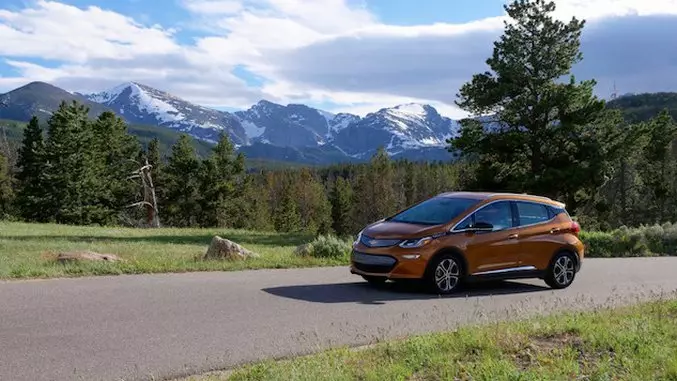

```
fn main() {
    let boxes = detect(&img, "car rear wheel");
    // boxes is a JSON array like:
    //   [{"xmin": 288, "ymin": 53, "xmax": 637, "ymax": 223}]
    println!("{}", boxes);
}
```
[
  {"xmin": 426, "ymin": 254, "xmax": 462, "ymax": 294},
  {"xmin": 545, "ymin": 252, "xmax": 577, "ymax": 289},
  {"xmin": 362, "ymin": 275, "xmax": 387, "ymax": 285}
]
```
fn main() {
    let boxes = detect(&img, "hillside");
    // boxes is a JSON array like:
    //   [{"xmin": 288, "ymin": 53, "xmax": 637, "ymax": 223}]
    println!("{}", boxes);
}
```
[{"xmin": 607, "ymin": 92, "xmax": 677, "ymax": 122}]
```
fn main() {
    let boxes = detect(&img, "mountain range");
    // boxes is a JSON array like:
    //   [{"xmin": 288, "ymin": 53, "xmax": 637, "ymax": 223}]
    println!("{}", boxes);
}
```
[
  {"xmin": 2, "ymin": 81, "xmax": 674, "ymax": 166},
  {"xmin": 0, "ymin": 81, "xmax": 461, "ymax": 164}
]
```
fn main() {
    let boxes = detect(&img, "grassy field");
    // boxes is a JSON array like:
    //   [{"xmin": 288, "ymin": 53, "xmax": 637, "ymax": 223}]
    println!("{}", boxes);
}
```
[
  {"xmin": 3, "ymin": 220, "xmax": 677, "ymax": 280},
  {"xmin": 0, "ymin": 221, "xmax": 347, "ymax": 279},
  {"xmin": 183, "ymin": 297, "xmax": 677, "ymax": 381}
]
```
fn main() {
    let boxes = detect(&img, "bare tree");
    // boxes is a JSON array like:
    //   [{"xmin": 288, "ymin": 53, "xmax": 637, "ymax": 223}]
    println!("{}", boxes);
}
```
[{"xmin": 128, "ymin": 158, "xmax": 161, "ymax": 228}]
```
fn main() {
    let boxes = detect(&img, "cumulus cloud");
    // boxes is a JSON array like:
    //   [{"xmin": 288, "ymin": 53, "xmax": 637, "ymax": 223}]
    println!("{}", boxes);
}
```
[{"xmin": 1, "ymin": 0, "xmax": 676, "ymax": 117}]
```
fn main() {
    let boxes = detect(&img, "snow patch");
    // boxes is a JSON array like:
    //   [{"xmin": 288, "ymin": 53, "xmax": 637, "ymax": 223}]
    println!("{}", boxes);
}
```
[{"xmin": 241, "ymin": 120, "xmax": 265, "ymax": 139}]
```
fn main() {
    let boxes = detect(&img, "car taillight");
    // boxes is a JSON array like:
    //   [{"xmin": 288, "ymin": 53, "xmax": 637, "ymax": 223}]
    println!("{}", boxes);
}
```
[{"xmin": 570, "ymin": 221, "xmax": 581, "ymax": 235}]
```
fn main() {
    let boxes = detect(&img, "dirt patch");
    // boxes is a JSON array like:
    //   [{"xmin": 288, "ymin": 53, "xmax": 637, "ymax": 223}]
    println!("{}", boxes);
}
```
[{"xmin": 514, "ymin": 331, "xmax": 615, "ymax": 372}]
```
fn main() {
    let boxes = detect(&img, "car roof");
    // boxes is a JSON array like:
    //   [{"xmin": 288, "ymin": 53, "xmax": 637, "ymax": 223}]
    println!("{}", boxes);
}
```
[{"xmin": 437, "ymin": 191, "xmax": 566, "ymax": 208}]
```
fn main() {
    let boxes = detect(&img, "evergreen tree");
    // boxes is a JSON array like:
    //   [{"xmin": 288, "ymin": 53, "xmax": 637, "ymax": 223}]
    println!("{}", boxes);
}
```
[
  {"xmin": 330, "ymin": 176, "xmax": 355, "ymax": 236},
  {"xmin": 91, "ymin": 111, "xmax": 142, "ymax": 224},
  {"xmin": 353, "ymin": 147, "xmax": 397, "ymax": 227},
  {"xmin": 273, "ymin": 174, "xmax": 302, "ymax": 232},
  {"xmin": 449, "ymin": 0, "xmax": 617, "ymax": 210},
  {"xmin": 295, "ymin": 168, "xmax": 332, "ymax": 234},
  {"xmin": 147, "ymin": 138, "xmax": 162, "ymax": 171},
  {"xmin": 638, "ymin": 110, "xmax": 677, "ymax": 223},
  {"xmin": 15, "ymin": 116, "xmax": 48, "ymax": 222},
  {"xmin": 199, "ymin": 133, "xmax": 245, "ymax": 227},
  {"xmin": 0, "ymin": 151, "xmax": 13, "ymax": 218},
  {"xmin": 163, "ymin": 134, "xmax": 202, "ymax": 227},
  {"xmin": 234, "ymin": 172, "xmax": 273, "ymax": 231},
  {"xmin": 42, "ymin": 101, "xmax": 105, "ymax": 224}
]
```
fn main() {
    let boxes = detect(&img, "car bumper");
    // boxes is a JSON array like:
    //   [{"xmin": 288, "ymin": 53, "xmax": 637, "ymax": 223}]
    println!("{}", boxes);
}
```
[{"xmin": 350, "ymin": 250, "xmax": 427, "ymax": 279}]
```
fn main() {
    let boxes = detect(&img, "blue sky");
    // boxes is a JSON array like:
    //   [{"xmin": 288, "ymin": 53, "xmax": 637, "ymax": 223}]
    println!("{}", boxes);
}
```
[{"xmin": 1, "ymin": 0, "xmax": 677, "ymax": 118}]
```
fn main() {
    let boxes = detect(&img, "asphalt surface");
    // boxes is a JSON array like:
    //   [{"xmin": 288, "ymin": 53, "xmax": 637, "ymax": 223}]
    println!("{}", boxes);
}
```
[{"xmin": 1, "ymin": 258, "xmax": 677, "ymax": 381}]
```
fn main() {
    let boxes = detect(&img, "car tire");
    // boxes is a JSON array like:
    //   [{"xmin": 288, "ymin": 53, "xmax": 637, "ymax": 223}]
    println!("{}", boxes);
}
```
[
  {"xmin": 425, "ymin": 253, "xmax": 463, "ymax": 294},
  {"xmin": 362, "ymin": 275, "xmax": 387, "ymax": 285},
  {"xmin": 545, "ymin": 251, "xmax": 577, "ymax": 289}
]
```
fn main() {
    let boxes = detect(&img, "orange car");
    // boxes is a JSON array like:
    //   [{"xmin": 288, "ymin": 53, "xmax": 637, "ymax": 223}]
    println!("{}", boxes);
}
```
[{"xmin": 350, "ymin": 192, "xmax": 584, "ymax": 294}]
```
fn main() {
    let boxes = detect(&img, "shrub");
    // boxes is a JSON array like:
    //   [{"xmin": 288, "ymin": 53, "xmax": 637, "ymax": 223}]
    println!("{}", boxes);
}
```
[
  {"xmin": 300, "ymin": 235, "xmax": 352, "ymax": 259},
  {"xmin": 580, "ymin": 222, "xmax": 677, "ymax": 258}
]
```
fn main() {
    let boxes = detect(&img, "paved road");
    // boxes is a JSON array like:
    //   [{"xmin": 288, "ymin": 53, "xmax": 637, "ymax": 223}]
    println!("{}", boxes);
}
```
[{"xmin": 1, "ymin": 258, "xmax": 677, "ymax": 381}]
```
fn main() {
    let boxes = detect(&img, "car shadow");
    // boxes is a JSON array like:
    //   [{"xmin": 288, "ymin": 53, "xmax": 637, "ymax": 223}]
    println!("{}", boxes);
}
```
[{"xmin": 262, "ymin": 280, "xmax": 550, "ymax": 305}]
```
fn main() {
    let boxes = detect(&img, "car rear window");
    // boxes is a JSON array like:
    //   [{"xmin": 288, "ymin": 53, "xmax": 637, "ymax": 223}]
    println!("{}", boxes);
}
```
[{"xmin": 516, "ymin": 202, "xmax": 551, "ymax": 225}]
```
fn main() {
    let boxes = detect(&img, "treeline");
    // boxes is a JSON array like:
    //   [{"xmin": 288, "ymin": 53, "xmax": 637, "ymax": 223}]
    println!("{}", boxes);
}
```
[
  {"xmin": 0, "ymin": 100, "xmax": 468, "ymax": 235},
  {"xmin": 1, "ymin": 98, "xmax": 676, "ymax": 236}
]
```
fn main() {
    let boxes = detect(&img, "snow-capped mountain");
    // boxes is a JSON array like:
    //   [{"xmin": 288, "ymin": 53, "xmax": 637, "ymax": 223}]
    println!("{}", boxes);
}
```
[
  {"xmin": 83, "ymin": 82, "xmax": 248, "ymax": 145},
  {"xmin": 6, "ymin": 80, "xmax": 463, "ymax": 163},
  {"xmin": 233, "ymin": 100, "xmax": 337, "ymax": 147},
  {"xmin": 331, "ymin": 103, "xmax": 461, "ymax": 157}
]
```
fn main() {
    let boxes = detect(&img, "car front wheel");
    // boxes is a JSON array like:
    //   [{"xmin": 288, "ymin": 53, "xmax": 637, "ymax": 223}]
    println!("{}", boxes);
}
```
[{"xmin": 427, "ymin": 254, "xmax": 462, "ymax": 294}]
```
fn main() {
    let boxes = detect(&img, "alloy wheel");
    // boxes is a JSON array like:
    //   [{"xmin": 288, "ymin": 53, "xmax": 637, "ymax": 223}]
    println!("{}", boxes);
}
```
[
  {"xmin": 553, "ymin": 255, "xmax": 575, "ymax": 286},
  {"xmin": 434, "ymin": 258, "xmax": 460, "ymax": 293}
]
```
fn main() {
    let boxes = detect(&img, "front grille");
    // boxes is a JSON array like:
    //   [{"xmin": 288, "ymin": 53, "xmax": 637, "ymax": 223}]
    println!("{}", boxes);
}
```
[
  {"xmin": 360, "ymin": 234, "xmax": 401, "ymax": 248},
  {"xmin": 352, "ymin": 251, "xmax": 397, "ymax": 274}
]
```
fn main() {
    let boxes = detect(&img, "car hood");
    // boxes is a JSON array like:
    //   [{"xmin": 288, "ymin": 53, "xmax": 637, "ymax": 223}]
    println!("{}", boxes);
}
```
[{"xmin": 362, "ymin": 220, "xmax": 446, "ymax": 239}]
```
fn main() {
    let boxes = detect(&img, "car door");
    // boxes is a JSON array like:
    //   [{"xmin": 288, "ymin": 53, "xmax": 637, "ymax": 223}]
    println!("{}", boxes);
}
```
[
  {"xmin": 512, "ymin": 201, "xmax": 562, "ymax": 269},
  {"xmin": 455, "ymin": 200, "xmax": 521, "ymax": 275}
]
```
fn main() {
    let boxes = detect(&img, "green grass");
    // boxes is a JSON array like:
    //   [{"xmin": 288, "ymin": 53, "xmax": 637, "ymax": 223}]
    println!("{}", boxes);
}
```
[
  {"xmin": 0, "ymin": 221, "xmax": 349, "ymax": 279},
  {"xmin": 184, "ymin": 297, "xmax": 677, "ymax": 381}
]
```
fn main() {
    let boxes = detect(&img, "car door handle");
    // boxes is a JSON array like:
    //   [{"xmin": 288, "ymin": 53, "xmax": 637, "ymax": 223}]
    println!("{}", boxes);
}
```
[
  {"xmin": 550, "ymin": 228, "xmax": 561, "ymax": 234},
  {"xmin": 508, "ymin": 233, "xmax": 519, "ymax": 239}
]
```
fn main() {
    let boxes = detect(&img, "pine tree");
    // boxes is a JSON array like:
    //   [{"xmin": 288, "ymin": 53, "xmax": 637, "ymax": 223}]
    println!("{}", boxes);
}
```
[
  {"xmin": 198, "ymin": 133, "xmax": 246, "ymax": 227},
  {"xmin": 163, "ymin": 134, "xmax": 202, "ymax": 227},
  {"xmin": 353, "ymin": 148, "xmax": 397, "ymax": 227},
  {"xmin": 330, "ymin": 176, "xmax": 355, "ymax": 236},
  {"xmin": 15, "ymin": 116, "xmax": 47, "ymax": 221},
  {"xmin": 0, "ymin": 151, "xmax": 13, "ymax": 218},
  {"xmin": 295, "ymin": 168, "xmax": 332, "ymax": 234},
  {"xmin": 638, "ymin": 110, "xmax": 677, "ymax": 223},
  {"xmin": 42, "ymin": 101, "xmax": 105, "ymax": 224},
  {"xmin": 91, "ymin": 111, "xmax": 142, "ymax": 224},
  {"xmin": 273, "ymin": 174, "xmax": 302, "ymax": 232},
  {"xmin": 449, "ymin": 0, "xmax": 617, "ymax": 210}
]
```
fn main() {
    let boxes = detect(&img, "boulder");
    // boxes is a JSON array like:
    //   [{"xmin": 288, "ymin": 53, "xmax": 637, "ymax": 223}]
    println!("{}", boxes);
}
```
[
  {"xmin": 203, "ymin": 236, "xmax": 259, "ymax": 261},
  {"xmin": 56, "ymin": 250, "xmax": 124, "ymax": 263}
]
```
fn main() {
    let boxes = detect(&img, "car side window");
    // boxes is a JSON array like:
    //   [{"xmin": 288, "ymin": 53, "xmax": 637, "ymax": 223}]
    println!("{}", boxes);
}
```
[
  {"xmin": 516, "ymin": 202, "xmax": 551, "ymax": 226},
  {"xmin": 472, "ymin": 201, "xmax": 513, "ymax": 231}
]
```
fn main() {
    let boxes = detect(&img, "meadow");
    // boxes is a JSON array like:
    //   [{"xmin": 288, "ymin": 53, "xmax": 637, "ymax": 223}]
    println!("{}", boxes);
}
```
[
  {"xmin": 2, "ymin": 221, "xmax": 677, "ymax": 280},
  {"xmin": 184, "ymin": 297, "xmax": 677, "ymax": 381},
  {"xmin": 0, "ymin": 221, "xmax": 343, "ymax": 279}
]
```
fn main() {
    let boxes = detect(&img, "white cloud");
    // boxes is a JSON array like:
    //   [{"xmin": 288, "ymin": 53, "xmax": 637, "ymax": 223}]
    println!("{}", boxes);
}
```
[
  {"xmin": 182, "ymin": 0, "xmax": 243, "ymax": 15},
  {"xmin": 1, "ymin": 0, "xmax": 677, "ymax": 118}
]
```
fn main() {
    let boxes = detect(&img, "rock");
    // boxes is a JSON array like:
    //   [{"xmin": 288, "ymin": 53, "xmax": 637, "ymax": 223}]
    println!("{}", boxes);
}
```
[
  {"xmin": 203, "ymin": 236, "xmax": 259, "ymax": 261},
  {"xmin": 294, "ymin": 243, "xmax": 312, "ymax": 256},
  {"xmin": 56, "ymin": 251, "xmax": 124, "ymax": 263}
]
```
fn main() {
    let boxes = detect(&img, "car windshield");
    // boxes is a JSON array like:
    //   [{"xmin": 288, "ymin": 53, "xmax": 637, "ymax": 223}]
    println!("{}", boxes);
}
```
[{"xmin": 389, "ymin": 197, "xmax": 479, "ymax": 225}]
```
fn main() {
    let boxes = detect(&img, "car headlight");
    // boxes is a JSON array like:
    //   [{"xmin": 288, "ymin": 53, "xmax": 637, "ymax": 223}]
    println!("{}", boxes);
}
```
[
  {"xmin": 354, "ymin": 230, "xmax": 363, "ymax": 245},
  {"xmin": 398, "ymin": 236, "xmax": 434, "ymax": 248}
]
